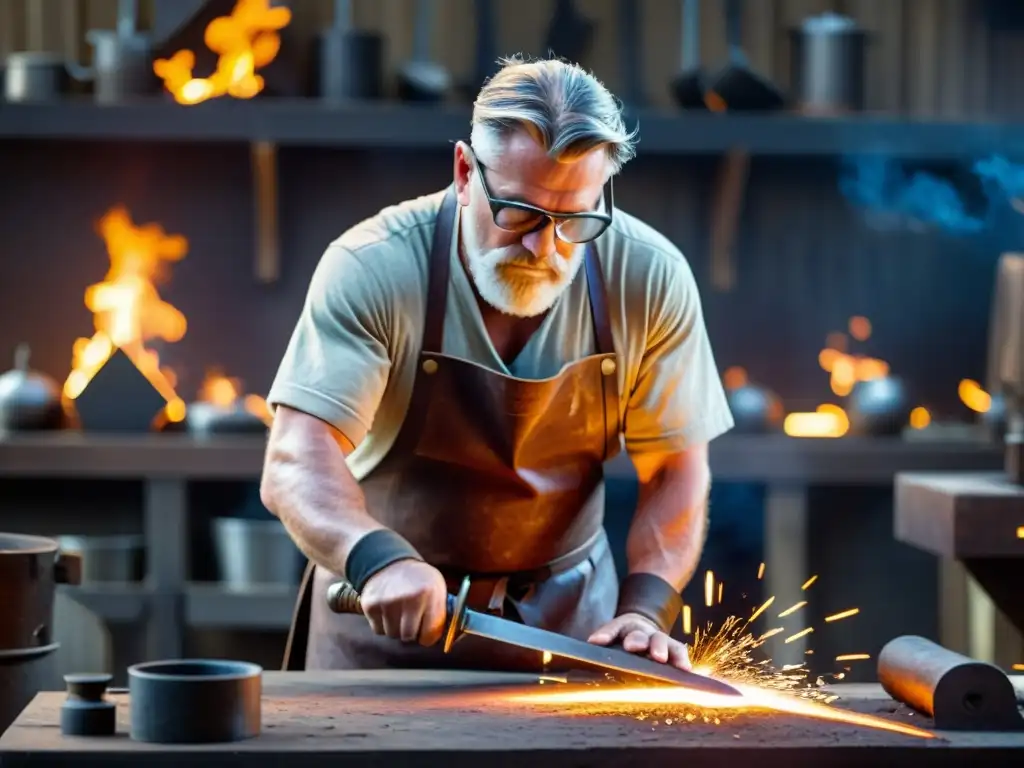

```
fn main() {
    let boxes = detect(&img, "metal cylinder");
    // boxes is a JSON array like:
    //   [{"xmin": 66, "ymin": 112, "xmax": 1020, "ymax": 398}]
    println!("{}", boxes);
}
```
[
  {"xmin": 57, "ymin": 535, "xmax": 144, "ymax": 584},
  {"xmin": 128, "ymin": 660, "xmax": 262, "ymax": 744},
  {"xmin": 212, "ymin": 518, "xmax": 303, "ymax": 587},
  {"xmin": 789, "ymin": 13, "xmax": 867, "ymax": 114},
  {"xmin": 315, "ymin": 31, "xmax": 384, "ymax": 102},
  {"xmin": 878, "ymin": 635, "xmax": 1023, "ymax": 731}
]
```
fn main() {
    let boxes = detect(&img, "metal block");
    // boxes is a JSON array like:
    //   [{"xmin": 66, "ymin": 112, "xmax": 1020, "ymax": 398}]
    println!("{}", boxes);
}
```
[
  {"xmin": 72, "ymin": 349, "xmax": 168, "ymax": 433},
  {"xmin": 894, "ymin": 472, "xmax": 1024, "ymax": 558},
  {"xmin": 878, "ymin": 635, "xmax": 1024, "ymax": 731}
]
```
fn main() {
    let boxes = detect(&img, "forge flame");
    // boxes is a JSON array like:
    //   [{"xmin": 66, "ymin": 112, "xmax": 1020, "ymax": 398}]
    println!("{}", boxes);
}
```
[
  {"xmin": 63, "ymin": 206, "xmax": 187, "ymax": 423},
  {"xmin": 153, "ymin": 0, "xmax": 291, "ymax": 106}
]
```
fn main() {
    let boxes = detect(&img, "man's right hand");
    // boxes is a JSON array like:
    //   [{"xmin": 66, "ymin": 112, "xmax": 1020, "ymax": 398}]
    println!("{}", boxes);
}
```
[{"xmin": 358, "ymin": 559, "xmax": 448, "ymax": 646}]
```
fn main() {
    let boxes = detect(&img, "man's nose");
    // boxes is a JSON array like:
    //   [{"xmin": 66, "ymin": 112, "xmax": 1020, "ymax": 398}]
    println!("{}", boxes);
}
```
[{"xmin": 521, "ymin": 220, "xmax": 558, "ymax": 261}]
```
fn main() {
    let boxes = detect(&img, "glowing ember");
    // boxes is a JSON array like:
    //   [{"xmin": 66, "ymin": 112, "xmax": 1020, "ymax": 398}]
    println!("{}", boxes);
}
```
[
  {"xmin": 836, "ymin": 654, "xmax": 871, "ymax": 662},
  {"xmin": 909, "ymin": 406, "xmax": 931, "ymax": 429},
  {"xmin": 757, "ymin": 562, "xmax": 765, "ymax": 580},
  {"xmin": 153, "ymin": 0, "xmax": 291, "ymax": 105},
  {"xmin": 958, "ymin": 378, "xmax": 992, "ymax": 413},
  {"xmin": 704, "ymin": 571, "xmax": 715, "ymax": 608},
  {"xmin": 197, "ymin": 368, "xmax": 273, "ymax": 425},
  {"xmin": 1017, "ymin": 527, "xmax": 1024, "ymax": 539},
  {"xmin": 783, "ymin": 403, "xmax": 849, "ymax": 438},
  {"xmin": 63, "ymin": 206, "xmax": 187, "ymax": 424},
  {"xmin": 801, "ymin": 575, "xmax": 818, "ymax": 590}
]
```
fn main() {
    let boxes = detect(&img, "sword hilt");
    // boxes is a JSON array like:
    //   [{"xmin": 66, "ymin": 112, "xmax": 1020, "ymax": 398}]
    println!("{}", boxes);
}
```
[{"xmin": 325, "ymin": 574, "xmax": 472, "ymax": 653}]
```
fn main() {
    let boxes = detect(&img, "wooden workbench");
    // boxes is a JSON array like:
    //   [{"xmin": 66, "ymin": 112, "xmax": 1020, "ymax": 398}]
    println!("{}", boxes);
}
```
[{"xmin": 2, "ymin": 670, "xmax": 1024, "ymax": 767}]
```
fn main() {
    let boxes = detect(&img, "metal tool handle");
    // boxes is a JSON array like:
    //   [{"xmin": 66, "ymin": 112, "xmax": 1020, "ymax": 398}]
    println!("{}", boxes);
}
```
[
  {"xmin": 326, "ymin": 580, "xmax": 365, "ymax": 614},
  {"xmin": 325, "ymin": 576, "xmax": 472, "ymax": 653}
]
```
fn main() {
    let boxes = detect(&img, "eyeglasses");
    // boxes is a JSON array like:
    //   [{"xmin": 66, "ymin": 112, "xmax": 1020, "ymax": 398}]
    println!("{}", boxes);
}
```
[{"xmin": 469, "ymin": 150, "xmax": 614, "ymax": 244}]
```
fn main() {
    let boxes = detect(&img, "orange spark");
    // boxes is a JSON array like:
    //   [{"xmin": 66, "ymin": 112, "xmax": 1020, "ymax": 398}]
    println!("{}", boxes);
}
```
[
  {"xmin": 825, "ymin": 608, "xmax": 860, "ymax": 623},
  {"xmin": 785, "ymin": 627, "xmax": 814, "ymax": 644},
  {"xmin": 778, "ymin": 601, "xmax": 807, "ymax": 618},
  {"xmin": 682, "ymin": 605, "xmax": 692, "ymax": 635},
  {"xmin": 705, "ymin": 571, "xmax": 715, "ymax": 608},
  {"xmin": 801, "ymin": 575, "xmax": 818, "ymax": 590},
  {"xmin": 836, "ymin": 654, "xmax": 871, "ymax": 662},
  {"xmin": 757, "ymin": 562, "xmax": 765, "ymax": 580},
  {"xmin": 748, "ymin": 597, "xmax": 774, "ymax": 624}
]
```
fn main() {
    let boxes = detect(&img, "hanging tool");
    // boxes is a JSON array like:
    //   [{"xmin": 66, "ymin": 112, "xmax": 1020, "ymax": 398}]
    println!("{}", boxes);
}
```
[
  {"xmin": 316, "ymin": 0, "xmax": 384, "ymax": 102},
  {"xmin": 706, "ymin": 0, "xmax": 786, "ymax": 111},
  {"xmin": 616, "ymin": 0, "xmax": 645, "ymax": 110},
  {"xmin": 671, "ymin": 0, "xmax": 709, "ymax": 109},
  {"xmin": 460, "ymin": 0, "xmax": 499, "ymax": 99},
  {"xmin": 396, "ymin": 0, "xmax": 451, "ymax": 103},
  {"xmin": 326, "ymin": 576, "xmax": 744, "ymax": 697},
  {"xmin": 543, "ymin": 0, "xmax": 595, "ymax": 63},
  {"xmin": 251, "ymin": 140, "xmax": 279, "ymax": 285}
]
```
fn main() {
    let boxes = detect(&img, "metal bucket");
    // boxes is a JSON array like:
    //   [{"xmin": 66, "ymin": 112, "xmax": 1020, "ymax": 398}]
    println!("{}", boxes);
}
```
[
  {"xmin": 212, "ymin": 518, "xmax": 302, "ymax": 588},
  {"xmin": 0, "ymin": 533, "xmax": 81, "ymax": 734},
  {"xmin": 57, "ymin": 535, "xmax": 145, "ymax": 584}
]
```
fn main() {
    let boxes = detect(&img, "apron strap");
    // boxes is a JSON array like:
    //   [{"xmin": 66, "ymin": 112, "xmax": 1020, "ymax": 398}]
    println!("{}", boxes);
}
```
[
  {"xmin": 584, "ymin": 245, "xmax": 621, "ymax": 459},
  {"xmin": 281, "ymin": 561, "xmax": 316, "ymax": 671}
]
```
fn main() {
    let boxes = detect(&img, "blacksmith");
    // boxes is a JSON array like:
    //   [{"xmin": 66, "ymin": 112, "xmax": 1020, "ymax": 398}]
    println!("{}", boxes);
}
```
[{"xmin": 261, "ymin": 56, "xmax": 735, "ymax": 673}]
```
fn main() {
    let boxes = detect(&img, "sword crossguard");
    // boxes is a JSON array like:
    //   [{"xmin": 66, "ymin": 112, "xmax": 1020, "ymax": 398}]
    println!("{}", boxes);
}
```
[{"xmin": 324, "ymin": 574, "xmax": 473, "ymax": 655}]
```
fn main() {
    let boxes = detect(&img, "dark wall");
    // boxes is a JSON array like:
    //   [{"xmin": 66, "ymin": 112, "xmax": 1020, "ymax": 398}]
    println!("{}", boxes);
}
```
[{"xmin": 0, "ymin": 140, "xmax": 1004, "ymax": 414}]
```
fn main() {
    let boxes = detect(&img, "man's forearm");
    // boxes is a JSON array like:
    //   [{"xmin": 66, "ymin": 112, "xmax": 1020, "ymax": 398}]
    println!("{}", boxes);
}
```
[
  {"xmin": 260, "ymin": 408, "xmax": 384, "ymax": 576},
  {"xmin": 625, "ymin": 448, "xmax": 711, "ymax": 592}
]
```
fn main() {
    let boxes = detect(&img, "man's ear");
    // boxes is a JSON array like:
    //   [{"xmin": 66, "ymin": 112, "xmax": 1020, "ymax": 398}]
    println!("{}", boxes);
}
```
[{"xmin": 453, "ymin": 141, "xmax": 473, "ymax": 206}]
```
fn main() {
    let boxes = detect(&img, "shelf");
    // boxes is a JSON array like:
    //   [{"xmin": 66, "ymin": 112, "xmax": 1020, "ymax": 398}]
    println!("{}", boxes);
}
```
[
  {"xmin": 2, "ymin": 99, "xmax": 1022, "ymax": 158},
  {"xmin": 0, "ymin": 432, "xmax": 1004, "ymax": 483},
  {"xmin": 58, "ymin": 584, "xmax": 149, "ymax": 622},
  {"xmin": 185, "ymin": 583, "xmax": 295, "ymax": 630}
]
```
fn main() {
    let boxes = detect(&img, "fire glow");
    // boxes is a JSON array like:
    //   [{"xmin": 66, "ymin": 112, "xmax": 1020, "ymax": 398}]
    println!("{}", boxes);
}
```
[
  {"xmin": 198, "ymin": 368, "xmax": 273, "ymax": 426},
  {"xmin": 153, "ymin": 0, "xmax": 291, "ymax": 106},
  {"xmin": 503, "ymin": 566, "xmax": 933, "ymax": 740},
  {"xmin": 784, "ymin": 316, "xmax": 887, "ymax": 438},
  {"xmin": 63, "ymin": 206, "xmax": 188, "ymax": 423}
]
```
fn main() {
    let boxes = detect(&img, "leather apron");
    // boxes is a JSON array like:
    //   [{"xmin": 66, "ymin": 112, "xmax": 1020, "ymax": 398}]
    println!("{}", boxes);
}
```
[{"xmin": 282, "ymin": 188, "xmax": 623, "ymax": 672}]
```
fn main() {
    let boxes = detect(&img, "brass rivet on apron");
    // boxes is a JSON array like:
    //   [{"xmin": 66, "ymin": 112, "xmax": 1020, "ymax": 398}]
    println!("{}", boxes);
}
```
[
  {"xmin": 422, "ymin": 359, "xmax": 439, "ymax": 375},
  {"xmin": 601, "ymin": 359, "xmax": 616, "ymax": 376}
]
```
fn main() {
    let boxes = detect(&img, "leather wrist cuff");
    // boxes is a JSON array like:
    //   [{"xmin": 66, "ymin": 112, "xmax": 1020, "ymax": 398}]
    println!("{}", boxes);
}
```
[
  {"xmin": 345, "ymin": 529, "xmax": 424, "ymax": 593},
  {"xmin": 616, "ymin": 573, "xmax": 683, "ymax": 633}
]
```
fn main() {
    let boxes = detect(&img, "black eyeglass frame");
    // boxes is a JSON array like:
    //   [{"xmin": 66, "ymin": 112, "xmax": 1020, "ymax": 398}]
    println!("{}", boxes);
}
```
[{"xmin": 468, "ymin": 149, "xmax": 615, "ymax": 244}]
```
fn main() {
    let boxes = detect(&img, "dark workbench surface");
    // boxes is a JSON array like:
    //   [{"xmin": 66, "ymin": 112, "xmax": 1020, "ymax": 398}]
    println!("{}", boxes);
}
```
[{"xmin": 2, "ymin": 671, "xmax": 1023, "ymax": 767}]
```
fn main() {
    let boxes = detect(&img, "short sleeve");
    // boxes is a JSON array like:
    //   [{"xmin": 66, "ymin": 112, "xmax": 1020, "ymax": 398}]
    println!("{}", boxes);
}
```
[
  {"xmin": 267, "ymin": 244, "xmax": 392, "ymax": 446},
  {"xmin": 623, "ymin": 253, "xmax": 734, "ymax": 455}
]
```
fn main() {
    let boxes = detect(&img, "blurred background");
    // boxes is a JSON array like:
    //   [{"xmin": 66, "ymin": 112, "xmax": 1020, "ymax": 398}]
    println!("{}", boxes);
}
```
[{"xmin": 0, "ymin": 0, "xmax": 1021, "ymax": 695}]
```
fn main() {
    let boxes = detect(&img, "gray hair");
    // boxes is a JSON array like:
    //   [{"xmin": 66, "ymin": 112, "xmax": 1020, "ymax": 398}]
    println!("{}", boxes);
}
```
[{"xmin": 470, "ymin": 55, "xmax": 638, "ymax": 175}]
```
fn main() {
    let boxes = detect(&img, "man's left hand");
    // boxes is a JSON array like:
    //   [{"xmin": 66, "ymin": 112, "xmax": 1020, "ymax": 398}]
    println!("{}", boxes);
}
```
[{"xmin": 587, "ymin": 613, "xmax": 691, "ymax": 670}]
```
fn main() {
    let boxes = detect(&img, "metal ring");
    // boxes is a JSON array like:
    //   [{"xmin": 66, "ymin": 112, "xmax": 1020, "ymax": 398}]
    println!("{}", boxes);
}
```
[{"xmin": 442, "ymin": 576, "xmax": 472, "ymax": 654}]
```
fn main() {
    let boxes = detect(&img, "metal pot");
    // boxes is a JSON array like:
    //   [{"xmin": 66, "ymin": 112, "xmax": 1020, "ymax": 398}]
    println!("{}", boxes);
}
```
[
  {"xmin": 213, "ymin": 518, "xmax": 302, "ymax": 588},
  {"xmin": 57, "ymin": 535, "xmax": 145, "ymax": 584},
  {"xmin": 186, "ymin": 402, "xmax": 269, "ymax": 437},
  {"xmin": 0, "ymin": 344, "xmax": 70, "ymax": 433},
  {"xmin": 0, "ymin": 533, "xmax": 82, "ymax": 734},
  {"xmin": 3, "ymin": 52, "xmax": 72, "ymax": 101},
  {"xmin": 789, "ymin": 12, "xmax": 868, "ymax": 114}
]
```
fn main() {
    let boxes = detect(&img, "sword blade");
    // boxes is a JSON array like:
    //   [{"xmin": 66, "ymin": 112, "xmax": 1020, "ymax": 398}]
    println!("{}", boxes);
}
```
[{"xmin": 459, "ymin": 609, "xmax": 743, "ymax": 698}]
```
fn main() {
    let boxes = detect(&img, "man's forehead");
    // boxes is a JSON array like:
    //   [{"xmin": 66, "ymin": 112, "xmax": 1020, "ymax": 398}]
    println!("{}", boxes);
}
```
[{"xmin": 481, "ymin": 132, "xmax": 608, "ymax": 195}]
